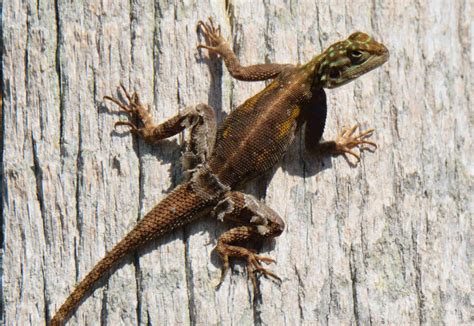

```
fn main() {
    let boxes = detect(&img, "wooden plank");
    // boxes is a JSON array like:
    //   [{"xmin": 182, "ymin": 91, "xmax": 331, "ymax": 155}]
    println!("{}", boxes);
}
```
[{"xmin": 2, "ymin": 0, "xmax": 471, "ymax": 324}]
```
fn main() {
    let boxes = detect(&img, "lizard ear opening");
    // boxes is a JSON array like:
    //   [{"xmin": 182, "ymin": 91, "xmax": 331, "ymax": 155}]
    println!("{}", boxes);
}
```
[{"xmin": 328, "ymin": 68, "xmax": 341, "ymax": 80}]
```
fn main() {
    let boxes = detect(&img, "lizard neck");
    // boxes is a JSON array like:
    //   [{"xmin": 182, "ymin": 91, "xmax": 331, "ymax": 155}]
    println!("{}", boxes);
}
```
[
  {"xmin": 301, "ymin": 53, "xmax": 326, "ymax": 90},
  {"xmin": 271, "ymin": 54, "xmax": 326, "ymax": 103}
]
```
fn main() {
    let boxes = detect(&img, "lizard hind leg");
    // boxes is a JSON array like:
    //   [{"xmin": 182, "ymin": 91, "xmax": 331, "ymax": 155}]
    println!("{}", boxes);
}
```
[{"xmin": 213, "ymin": 191, "xmax": 285, "ymax": 294}]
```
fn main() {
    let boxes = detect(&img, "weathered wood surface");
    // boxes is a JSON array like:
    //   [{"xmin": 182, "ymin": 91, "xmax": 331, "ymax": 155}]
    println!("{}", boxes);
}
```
[{"xmin": 2, "ymin": 0, "xmax": 471, "ymax": 325}]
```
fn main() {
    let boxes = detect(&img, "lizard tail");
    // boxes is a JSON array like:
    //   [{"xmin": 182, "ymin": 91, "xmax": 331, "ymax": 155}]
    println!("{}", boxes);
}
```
[{"xmin": 49, "ymin": 182, "xmax": 211, "ymax": 326}]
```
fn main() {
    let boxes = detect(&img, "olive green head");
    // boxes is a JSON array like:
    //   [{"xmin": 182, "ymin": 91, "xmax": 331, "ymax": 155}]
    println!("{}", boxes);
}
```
[{"xmin": 318, "ymin": 32, "xmax": 389, "ymax": 88}]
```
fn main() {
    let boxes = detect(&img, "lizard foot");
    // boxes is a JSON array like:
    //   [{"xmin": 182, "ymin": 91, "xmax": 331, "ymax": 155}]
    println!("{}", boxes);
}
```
[
  {"xmin": 216, "ymin": 244, "xmax": 281, "ymax": 295},
  {"xmin": 333, "ymin": 124, "xmax": 377, "ymax": 162},
  {"xmin": 246, "ymin": 252, "xmax": 281, "ymax": 295},
  {"xmin": 104, "ymin": 84, "xmax": 153, "ymax": 135},
  {"xmin": 197, "ymin": 17, "xmax": 226, "ymax": 54}
]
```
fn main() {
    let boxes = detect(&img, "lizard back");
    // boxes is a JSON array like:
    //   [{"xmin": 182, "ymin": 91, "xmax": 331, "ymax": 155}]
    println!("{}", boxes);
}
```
[{"xmin": 208, "ymin": 67, "xmax": 312, "ymax": 186}]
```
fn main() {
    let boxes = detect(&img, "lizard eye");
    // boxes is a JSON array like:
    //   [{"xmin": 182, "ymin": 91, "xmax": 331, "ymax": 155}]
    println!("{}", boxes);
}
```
[
  {"xmin": 329, "ymin": 68, "xmax": 341, "ymax": 79},
  {"xmin": 349, "ymin": 50, "xmax": 364, "ymax": 63}
]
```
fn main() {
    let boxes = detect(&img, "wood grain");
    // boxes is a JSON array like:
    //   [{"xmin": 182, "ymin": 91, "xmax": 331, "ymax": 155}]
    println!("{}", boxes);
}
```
[{"xmin": 2, "ymin": 0, "xmax": 471, "ymax": 324}]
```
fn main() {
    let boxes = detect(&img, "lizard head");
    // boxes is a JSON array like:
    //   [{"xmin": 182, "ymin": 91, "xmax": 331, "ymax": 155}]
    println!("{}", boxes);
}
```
[{"xmin": 317, "ymin": 32, "xmax": 389, "ymax": 89}]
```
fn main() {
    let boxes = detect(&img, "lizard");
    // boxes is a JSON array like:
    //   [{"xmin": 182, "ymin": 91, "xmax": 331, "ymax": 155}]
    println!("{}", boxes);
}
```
[{"xmin": 50, "ymin": 18, "xmax": 389, "ymax": 325}]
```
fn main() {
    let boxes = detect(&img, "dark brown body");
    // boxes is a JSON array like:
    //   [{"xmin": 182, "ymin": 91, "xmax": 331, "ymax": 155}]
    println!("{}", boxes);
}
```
[
  {"xmin": 209, "ymin": 66, "xmax": 312, "ymax": 186},
  {"xmin": 50, "ymin": 18, "xmax": 388, "ymax": 325}
]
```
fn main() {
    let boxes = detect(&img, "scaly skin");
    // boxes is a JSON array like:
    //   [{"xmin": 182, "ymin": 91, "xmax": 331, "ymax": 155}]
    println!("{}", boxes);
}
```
[{"xmin": 50, "ymin": 18, "xmax": 388, "ymax": 325}]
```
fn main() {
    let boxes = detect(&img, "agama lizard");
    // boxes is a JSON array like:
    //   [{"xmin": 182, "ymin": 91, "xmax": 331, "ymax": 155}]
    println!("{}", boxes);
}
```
[{"xmin": 50, "ymin": 18, "xmax": 389, "ymax": 325}]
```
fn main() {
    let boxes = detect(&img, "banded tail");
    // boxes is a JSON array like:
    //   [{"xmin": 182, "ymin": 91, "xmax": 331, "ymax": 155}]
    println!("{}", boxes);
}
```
[{"xmin": 50, "ymin": 182, "xmax": 211, "ymax": 325}]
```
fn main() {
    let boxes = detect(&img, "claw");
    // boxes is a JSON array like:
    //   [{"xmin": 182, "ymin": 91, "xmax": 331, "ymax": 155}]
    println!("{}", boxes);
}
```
[
  {"xmin": 105, "ymin": 85, "xmax": 150, "ymax": 124},
  {"xmin": 104, "ymin": 85, "xmax": 141, "ymax": 114},
  {"xmin": 216, "ymin": 256, "xmax": 230, "ymax": 289},
  {"xmin": 103, "ymin": 95, "xmax": 132, "ymax": 113},
  {"xmin": 104, "ymin": 85, "xmax": 155, "ymax": 140},
  {"xmin": 197, "ymin": 20, "xmax": 210, "ymax": 34},
  {"xmin": 248, "ymin": 255, "xmax": 279, "ymax": 279},
  {"xmin": 119, "ymin": 83, "xmax": 133, "ymax": 102},
  {"xmin": 333, "ymin": 124, "xmax": 377, "ymax": 163},
  {"xmin": 197, "ymin": 44, "xmax": 217, "ymax": 52},
  {"xmin": 197, "ymin": 17, "xmax": 225, "ymax": 54},
  {"xmin": 246, "ymin": 254, "xmax": 281, "ymax": 295},
  {"xmin": 344, "ymin": 149, "xmax": 361, "ymax": 162},
  {"xmin": 114, "ymin": 121, "xmax": 139, "ymax": 133},
  {"xmin": 215, "ymin": 245, "xmax": 280, "ymax": 295}
]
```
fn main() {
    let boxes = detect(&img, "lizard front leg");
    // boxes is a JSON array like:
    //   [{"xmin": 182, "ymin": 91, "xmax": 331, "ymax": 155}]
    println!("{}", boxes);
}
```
[
  {"xmin": 104, "ymin": 85, "xmax": 217, "ymax": 177},
  {"xmin": 311, "ymin": 125, "xmax": 377, "ymax": 164},
  {"xmin": 197, "ymin": 18, "xmax": 292, "ymax": 81},
  {"xmin": 213, "ymin": 191, "xmax": 285, "ymax": 294},
  {"xmin": 303, "ymin": 88, "xmax": 377, "ymax": 164}
]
